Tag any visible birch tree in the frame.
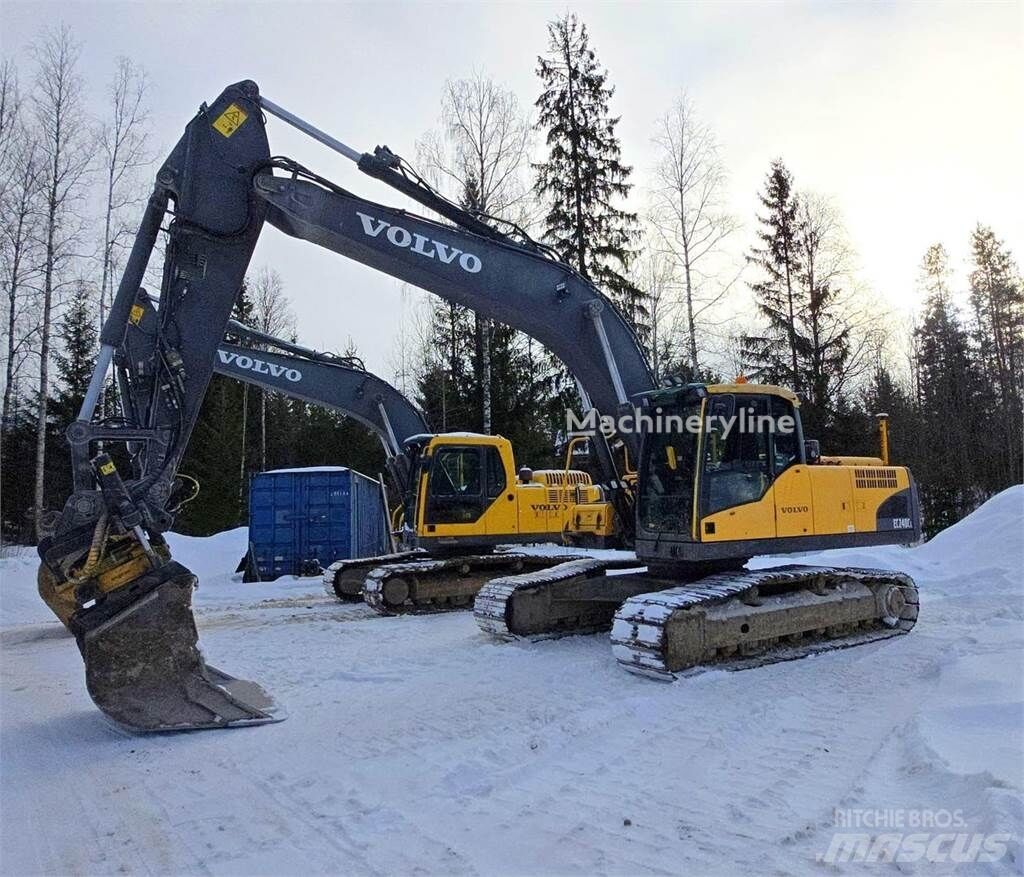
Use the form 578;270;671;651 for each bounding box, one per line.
96;57;150;334
0;60;22;202
1;132;43;432
250;266;295;470
31;25;92;536
630;243;678;382
1;60;44;433
650;94;737;371
417;72;532;434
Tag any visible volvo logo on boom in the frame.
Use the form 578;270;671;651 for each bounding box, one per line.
355;211;482;274
217;350;302;382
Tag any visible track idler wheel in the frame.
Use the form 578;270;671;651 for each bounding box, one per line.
876;581;908;627
70;561;285;732
381;576;412;608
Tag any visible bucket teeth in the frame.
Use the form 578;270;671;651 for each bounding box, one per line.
71;561;284;732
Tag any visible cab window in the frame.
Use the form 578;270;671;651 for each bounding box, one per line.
485;446;506;500
425;447;484;524
432;447;481;497
702;396;771;515
770;395;800;474
424;445;506;525
638;402;701;533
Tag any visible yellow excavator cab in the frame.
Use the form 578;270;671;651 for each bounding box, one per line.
412;433;612;549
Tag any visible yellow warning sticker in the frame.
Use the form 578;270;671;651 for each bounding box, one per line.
129;304;145;325
99;461;116;476
213;103;248;137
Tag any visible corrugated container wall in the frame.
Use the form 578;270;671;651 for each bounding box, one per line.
247;467;388;580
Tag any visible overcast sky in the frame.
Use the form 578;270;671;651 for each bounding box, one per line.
3;0;1021;381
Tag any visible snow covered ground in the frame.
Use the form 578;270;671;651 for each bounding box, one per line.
1;489;1021;875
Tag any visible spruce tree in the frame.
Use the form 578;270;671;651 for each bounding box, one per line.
967;225;1023;485
742;159;803;390
51;280;97;423
416;300;475;432
863;364;919;471
534;13;647;339
176;284;254;533
913;245;985;534
39;280;98;515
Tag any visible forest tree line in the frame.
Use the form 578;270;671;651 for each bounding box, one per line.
2;16;1021;541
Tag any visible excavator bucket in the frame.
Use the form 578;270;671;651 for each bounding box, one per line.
67;561;284;732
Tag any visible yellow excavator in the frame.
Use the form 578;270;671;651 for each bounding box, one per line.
322;432;624;613
37;80;919;732
475;381;920;678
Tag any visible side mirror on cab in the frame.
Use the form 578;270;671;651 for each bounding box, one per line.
804;439;821;464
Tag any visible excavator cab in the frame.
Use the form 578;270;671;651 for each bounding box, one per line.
559;434;630;548
411;434;570;549
635;383;921;573
389;432;621;553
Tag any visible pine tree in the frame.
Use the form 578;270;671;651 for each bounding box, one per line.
534;13;647;339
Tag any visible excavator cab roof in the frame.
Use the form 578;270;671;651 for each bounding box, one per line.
706;383;800;405
641;381;800;407
402;432;511;451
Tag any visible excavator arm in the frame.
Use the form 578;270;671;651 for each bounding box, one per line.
37;82;279;731
216;321;428;468
121;289;428;495
39;80;655;731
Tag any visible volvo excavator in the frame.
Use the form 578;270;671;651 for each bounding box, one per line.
37;80;920;732
321;433;618;614
474;382;921;678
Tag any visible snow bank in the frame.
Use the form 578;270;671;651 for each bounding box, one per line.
916;485;1024;570
165;526;250;582
751;485;1024;586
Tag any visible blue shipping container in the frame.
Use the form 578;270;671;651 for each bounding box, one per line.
247;467;389;580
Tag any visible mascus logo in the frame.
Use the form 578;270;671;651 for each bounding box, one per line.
781;505;809;514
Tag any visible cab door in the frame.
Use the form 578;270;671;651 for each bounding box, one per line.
422;444;514;539
698;395;776;541
769;395;814;537
482;444;517;536
423;445;487;537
